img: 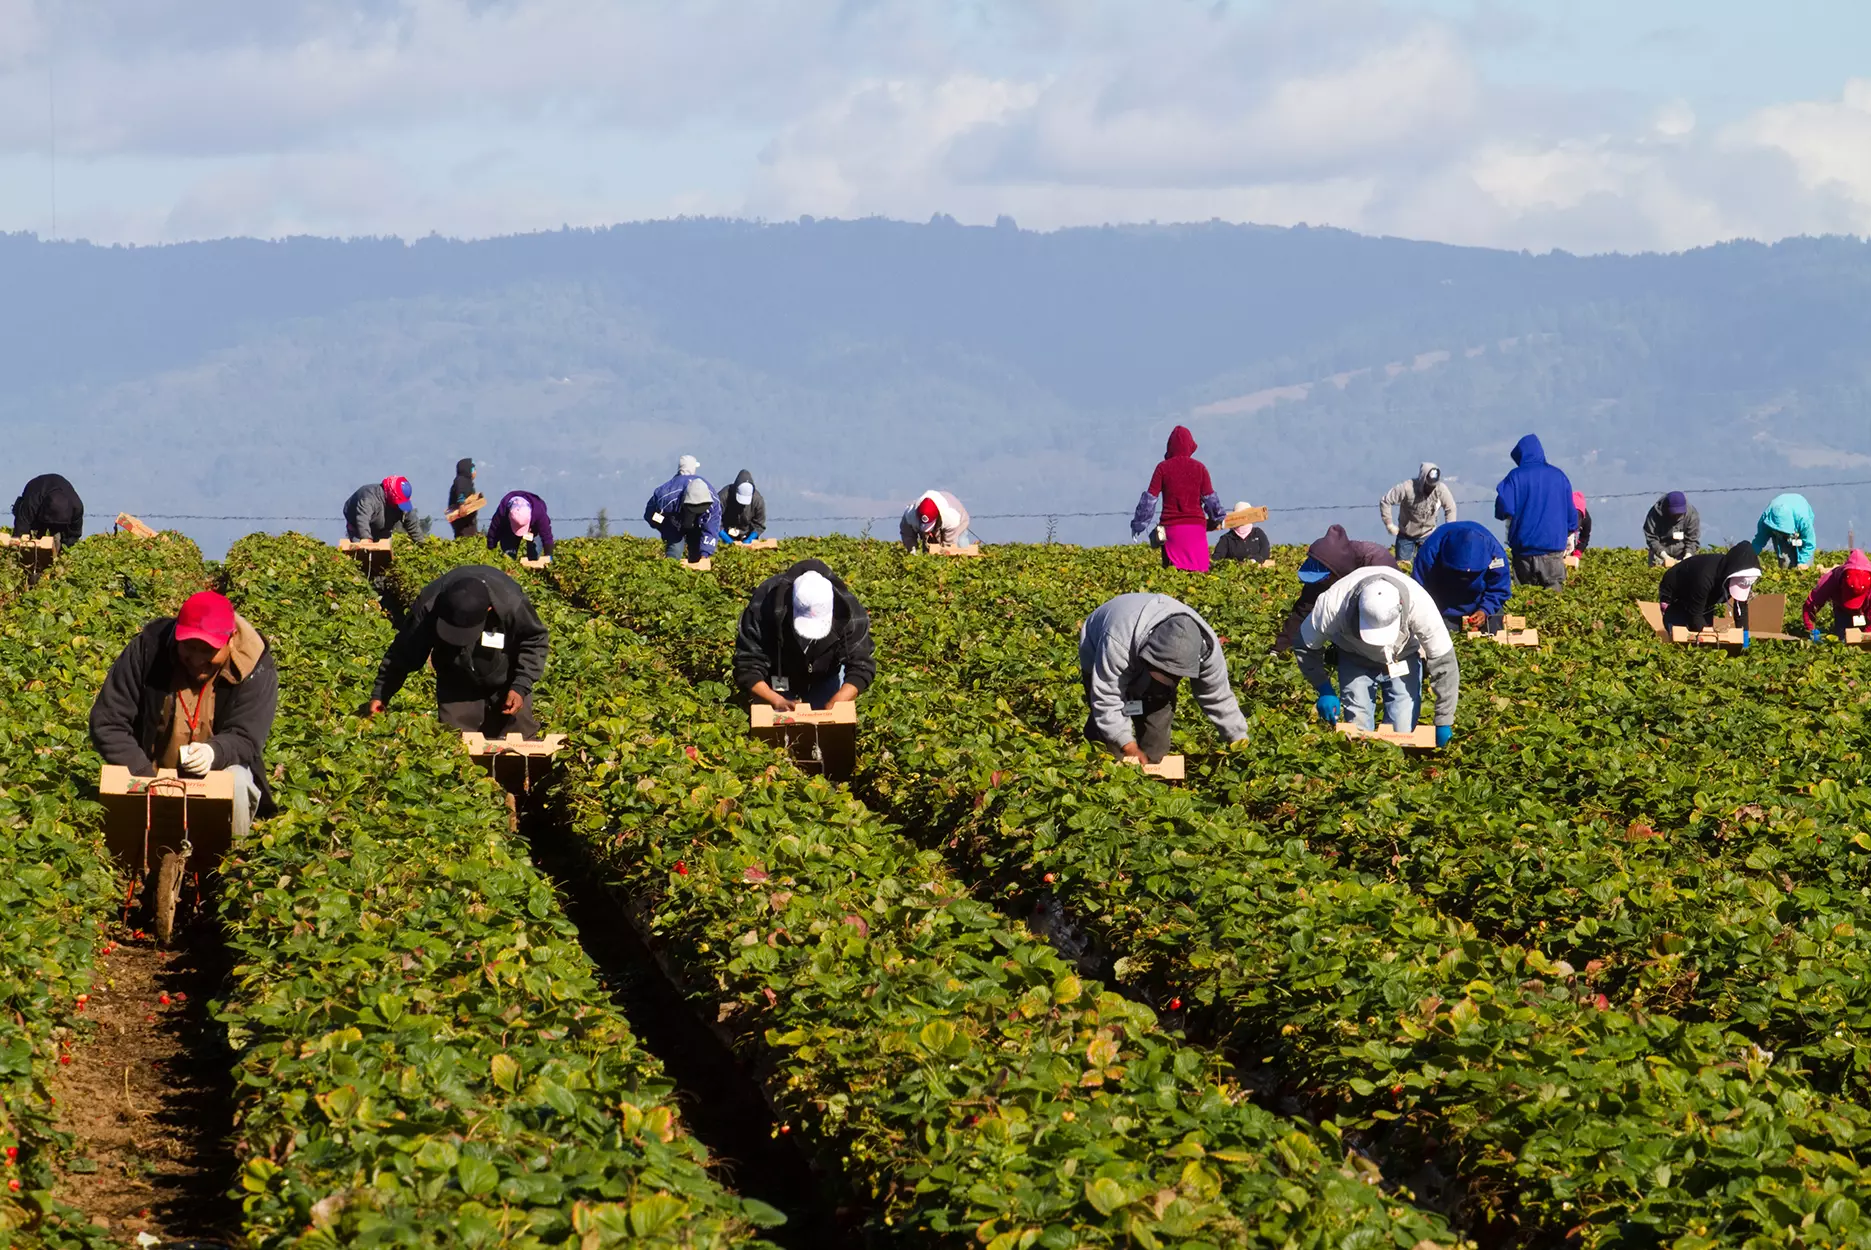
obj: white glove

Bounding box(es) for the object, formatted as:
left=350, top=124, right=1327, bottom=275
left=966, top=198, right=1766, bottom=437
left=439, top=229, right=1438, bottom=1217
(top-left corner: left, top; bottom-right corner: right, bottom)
left=1385, top=525, right=1399, bottom=536
left=178, top=743, right=215, bottom=776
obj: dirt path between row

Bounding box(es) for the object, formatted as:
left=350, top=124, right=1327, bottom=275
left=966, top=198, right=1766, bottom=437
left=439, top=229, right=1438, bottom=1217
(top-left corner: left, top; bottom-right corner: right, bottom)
left=49, top=925, right=241, bottom=1246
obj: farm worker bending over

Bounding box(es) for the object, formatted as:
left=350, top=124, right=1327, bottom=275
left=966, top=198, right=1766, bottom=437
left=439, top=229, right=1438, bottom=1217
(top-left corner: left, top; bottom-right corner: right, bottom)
left=1493, top=434, right=1576, bottom=589
left=1079, top=593, right=1246, bottom=764
left=720, top=471, right=767, bottom=545
left=1803, top=550, right=1871, bottom=641
left=1131, top=426, right=1225, bottom=571
left=1212, top=502, right=1270, bottom=563
left=344, top=476, right=423, bottom=543
left=900, top=490, right=971, bottom=552
left=1754, top=493, right=1817, bottom=568
left=733, top=559, right=875, bottom=711
left=11, top=473, right=84, bottom=548
left=1294, top=568, right=1459, bottom=746
left=1658, top=542, right=1762, bottom=633
left=645, top=456, right=720, bottom=562
left=488, top=491, right=553, bottom=561
left=369, top=565, right=549, bottom=739
left=1410, top=521, right=1510, bottom=628
left=1643, top=492, right=1700, bottom=566
left=1568, top=491, right=1593, bottom=555
left=1272, top=524, right=1398, bottom=654
left=89, top=591, right=277, bottom=839
left=447, top=459, right=480, bottom=537
left=1378, top=463, right=1456, bottom=563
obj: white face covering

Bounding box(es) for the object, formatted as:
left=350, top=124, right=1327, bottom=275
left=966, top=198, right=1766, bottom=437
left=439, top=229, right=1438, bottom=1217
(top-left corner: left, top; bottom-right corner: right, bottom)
left=1727, top=573, right=1759, bottom=602
left=1230, top=501, right=1254, bottom=538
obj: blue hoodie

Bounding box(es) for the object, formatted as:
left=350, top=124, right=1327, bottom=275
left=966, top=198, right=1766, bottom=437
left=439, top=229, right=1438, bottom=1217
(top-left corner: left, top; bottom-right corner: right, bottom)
left=644, top=474, right=722, bottom=557
left=1753, top=493, right=1817, bottom=568
left=1412, top=521, right=1511, bottom=618
left=1493, top=435, right=1577, bottom=557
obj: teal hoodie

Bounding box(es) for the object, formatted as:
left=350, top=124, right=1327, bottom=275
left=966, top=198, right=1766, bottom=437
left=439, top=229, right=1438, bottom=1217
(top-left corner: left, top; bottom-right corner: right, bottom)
left=1754, top=493, right=1817, bottom=567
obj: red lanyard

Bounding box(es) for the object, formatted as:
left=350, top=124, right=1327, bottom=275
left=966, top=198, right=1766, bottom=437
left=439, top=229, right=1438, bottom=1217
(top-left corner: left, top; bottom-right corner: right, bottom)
left=176, top=677, right=213, bottom=736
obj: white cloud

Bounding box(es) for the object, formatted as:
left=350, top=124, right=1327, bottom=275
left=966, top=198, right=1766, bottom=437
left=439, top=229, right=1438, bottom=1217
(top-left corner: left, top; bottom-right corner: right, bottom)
left=2, top=0, right=1870, bottom=251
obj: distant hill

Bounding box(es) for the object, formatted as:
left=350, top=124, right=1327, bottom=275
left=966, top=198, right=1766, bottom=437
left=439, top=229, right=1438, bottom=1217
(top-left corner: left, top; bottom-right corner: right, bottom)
left=1, top=218, right=1868, bottom=556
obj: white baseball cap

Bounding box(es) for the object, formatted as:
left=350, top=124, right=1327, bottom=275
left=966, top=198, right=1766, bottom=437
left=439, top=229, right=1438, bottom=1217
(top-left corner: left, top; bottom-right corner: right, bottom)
left=1357, top=579, right=1403, bottom=647
left=792, top=570, right=834, bottom=641
left=736, top=482, right=754, bottom=504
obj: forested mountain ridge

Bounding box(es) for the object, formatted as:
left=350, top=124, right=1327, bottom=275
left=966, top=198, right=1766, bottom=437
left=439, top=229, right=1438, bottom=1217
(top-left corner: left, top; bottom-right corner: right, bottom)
left=1, top=218, right=1867, bottom=555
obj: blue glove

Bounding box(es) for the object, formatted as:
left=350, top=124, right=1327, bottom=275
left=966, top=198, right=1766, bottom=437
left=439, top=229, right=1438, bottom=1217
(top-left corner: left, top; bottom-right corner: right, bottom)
left=1315, top=694, right=1342, bottom=725
left=1435, top=725, right=1453, bottom=748
left=1811, top=628, right=1825, bottom=643
left=1742, top=630, right=1750, bottom=650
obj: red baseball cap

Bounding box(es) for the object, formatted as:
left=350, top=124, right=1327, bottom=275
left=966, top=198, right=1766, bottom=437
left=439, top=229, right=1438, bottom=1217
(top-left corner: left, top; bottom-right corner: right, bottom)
left=916, top=497, right=940, bottom=530
left=175, top=591, right=237, bottom=648
left=1844, top=567, right=1871, bottom=609
left=382, top=475, right=413, bottom=511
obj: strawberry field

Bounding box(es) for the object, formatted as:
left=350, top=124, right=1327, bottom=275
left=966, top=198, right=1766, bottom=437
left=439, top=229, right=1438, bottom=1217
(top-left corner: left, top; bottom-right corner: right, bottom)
left=5, top=526, right=1871, bottom=1248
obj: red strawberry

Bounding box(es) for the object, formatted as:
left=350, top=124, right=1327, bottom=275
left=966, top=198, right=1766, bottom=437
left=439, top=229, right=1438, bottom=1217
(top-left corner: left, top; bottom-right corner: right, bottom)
left=58, top=1054, right=70, bottom=1066
left=1168, top=997, right=1182, bottom=1011
left=674, top=861, right=689, bottom=876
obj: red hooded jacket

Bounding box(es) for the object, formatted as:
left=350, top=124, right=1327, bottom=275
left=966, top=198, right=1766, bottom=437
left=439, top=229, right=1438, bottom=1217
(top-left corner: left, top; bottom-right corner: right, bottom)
left=1804, top=549, right=1871, bottom=633
left=1143, top=426, right=1218, bottom=528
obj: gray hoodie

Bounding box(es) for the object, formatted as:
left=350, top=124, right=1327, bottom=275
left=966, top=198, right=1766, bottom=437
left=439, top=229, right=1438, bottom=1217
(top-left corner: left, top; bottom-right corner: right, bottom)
left=1379, top=463, right=1458, bottom=540
left=1078, top=593, right=1247, bottom=749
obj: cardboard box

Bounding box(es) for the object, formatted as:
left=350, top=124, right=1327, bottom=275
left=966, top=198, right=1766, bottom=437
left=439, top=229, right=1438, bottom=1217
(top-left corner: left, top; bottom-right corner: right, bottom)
left=462, top=731, right=567, bottom=794
left=1335, top=723, right=1438, bottom=751
left=115, top=513, right=159, bottom=539
left=745, top=538, right=780, bottom=550
left=0, top=533, right=58, bottom=574
left=1846, top=627, right=1870, bottom=648
left=520, top=556, right=551, bottom=570
left=750, top=702, right=856, bottom=781
left=1123, top=754, right=1185, bottom=780
left=1221, top=506, right=1269, bottom=529
left=444, top=493, right=487, bottom=522
left=338, top=537, right=394, bottom=575
left=98, top=766, right=235, bottom=874
left=1564, top=554, right=1581, bottom=568
left=928, top=543, right=984, bottom=557
left=1466, top=614, right=1540, bottom=647
left=682, top=557, right=713, bottom=572
left=1739, top=593, right=1798, bottom=642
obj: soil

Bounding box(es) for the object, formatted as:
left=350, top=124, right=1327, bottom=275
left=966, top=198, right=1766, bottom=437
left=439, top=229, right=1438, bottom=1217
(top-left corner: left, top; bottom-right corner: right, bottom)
left=49, top=923, right=241, bottom=1247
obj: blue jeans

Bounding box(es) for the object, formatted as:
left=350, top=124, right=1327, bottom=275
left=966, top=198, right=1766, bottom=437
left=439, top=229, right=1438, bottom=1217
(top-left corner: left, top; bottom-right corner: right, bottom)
left=1338, top=652, right=1423, bottom=732
left=1394, top=535, right=1421, bottom=564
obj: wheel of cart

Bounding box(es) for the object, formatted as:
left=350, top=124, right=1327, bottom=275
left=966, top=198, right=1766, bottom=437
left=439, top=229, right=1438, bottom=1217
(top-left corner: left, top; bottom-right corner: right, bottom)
left=99, top=766, right=237, bottom=946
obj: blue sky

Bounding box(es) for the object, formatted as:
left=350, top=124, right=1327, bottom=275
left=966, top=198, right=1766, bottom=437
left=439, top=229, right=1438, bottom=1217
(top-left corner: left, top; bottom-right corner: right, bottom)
left=0, top=0, right=1866, bottom=252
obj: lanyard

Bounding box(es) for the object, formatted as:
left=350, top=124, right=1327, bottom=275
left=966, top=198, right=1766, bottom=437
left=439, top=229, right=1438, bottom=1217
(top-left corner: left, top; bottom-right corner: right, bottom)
left=176, top=676, right=213, bottom=737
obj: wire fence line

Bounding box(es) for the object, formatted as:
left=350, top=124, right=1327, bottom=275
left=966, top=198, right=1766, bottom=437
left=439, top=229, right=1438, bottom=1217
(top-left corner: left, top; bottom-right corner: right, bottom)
left=125, top=475, right=1871, bottom=530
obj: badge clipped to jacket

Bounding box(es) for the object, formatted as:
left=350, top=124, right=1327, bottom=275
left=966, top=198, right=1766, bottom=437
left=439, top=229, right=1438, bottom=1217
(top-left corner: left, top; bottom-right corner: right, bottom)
left=1386, top=659, right=1410, bottom=679
left=480, top=631, right=506, bottom=650
left=1122, top=699, right=1145, bottom=717
left=1671, top=530, right=1684, bottom=540
left=772, top=676, right=791, bottom=693
left=1855, top=614, right=1868, bottom=628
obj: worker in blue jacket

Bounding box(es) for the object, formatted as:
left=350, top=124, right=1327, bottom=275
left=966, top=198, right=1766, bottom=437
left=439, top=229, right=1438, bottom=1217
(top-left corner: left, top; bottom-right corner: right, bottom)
left=1754, top=493, right=1817, bottom=568
left=1411, top=521, right=1512, bottom=628
left=1493, top=434, right=1577, bottom=589
left=643, top=455, right=722, bottom=562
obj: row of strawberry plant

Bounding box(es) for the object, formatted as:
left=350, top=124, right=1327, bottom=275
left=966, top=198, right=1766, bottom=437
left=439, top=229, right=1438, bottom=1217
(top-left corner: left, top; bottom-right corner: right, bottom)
left=0, top=534, right=213, bottom=1246
left=380, top=537, right=1469, bottom=1249
left=550, top=536, right=1871, bottom=1247
left=217, top=533, right=771, bottom=1247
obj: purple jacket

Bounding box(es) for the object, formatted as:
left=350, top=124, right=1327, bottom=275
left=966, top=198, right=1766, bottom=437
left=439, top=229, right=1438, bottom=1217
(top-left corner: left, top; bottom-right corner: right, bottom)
left=487, top=490, right=554, bottom=557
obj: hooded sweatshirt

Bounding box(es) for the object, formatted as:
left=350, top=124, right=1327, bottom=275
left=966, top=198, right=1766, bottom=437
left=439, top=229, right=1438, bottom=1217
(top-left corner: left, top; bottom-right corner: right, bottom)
left=1411, top=520, right=1511, bottom=619
left=644, top=472, right=722, bottom=557
left=89, top=614, right=279, bottom=810
left=1803, top=549, right=1871, bottom=635
left=1493, top=435, right=1576, bottom=556
left=1643, top=495, right=1701, bottom=562
left=487, top=490, right=554, bottom=558
left=1294, top=566, right=1460, bottom=728
left=1570, top=491, right=1592, bottom=552
left=12, top=473, right=84, bottom=547
left=1754, top=493, right=1817, bottom=567
left=1659, top=542, right=1762, bottom=631
left=721, top=470, right=767, bottom=536
left=733, top=558, right=876, bottom=696
left=1132, top=426, right=1224, bottom=532
left=372, top=565, right=549, bottom=705
left=899, top=491, right=971, bottom=551
left=1078, top=593, right=1246, bottom=749
left=1271, top=524, right=1400, bottom=653
left=448, top=459, right=476, bottom=509
left=1379, top=463, right=1458, bottom=540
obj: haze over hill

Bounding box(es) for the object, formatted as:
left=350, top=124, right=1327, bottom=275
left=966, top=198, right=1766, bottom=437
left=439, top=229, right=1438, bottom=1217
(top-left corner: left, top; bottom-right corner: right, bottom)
left=1, top=217, right=1868, bottom=556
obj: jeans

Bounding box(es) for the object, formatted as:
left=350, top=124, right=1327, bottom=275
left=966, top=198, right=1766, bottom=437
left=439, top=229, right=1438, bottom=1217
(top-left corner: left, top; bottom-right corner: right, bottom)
left=664, top=528, right=709, bottom=561
left=439, top=690, right=541, bottom=740
left=1394, top=535, right=1421, bottom=564
left=1512, top=552, right=1568, bottom=589
left=227, top=764, right=262, bottom=843
left=1338, top=652, right=1423, bottom=732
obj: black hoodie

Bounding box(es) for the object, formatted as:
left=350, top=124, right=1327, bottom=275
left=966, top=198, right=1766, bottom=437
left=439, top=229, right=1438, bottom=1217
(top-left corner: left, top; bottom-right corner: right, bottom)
left=1271, top=524, right=1400, bottom=652
left=721, top=470, right=767, bottom=536
left=448, top=459, right=476, bottom=509
left=1659, top=541, right=1762, bottom=630
left=13, top=473, right=84, bottom=547
left=733, top=558, right=875, bottom=695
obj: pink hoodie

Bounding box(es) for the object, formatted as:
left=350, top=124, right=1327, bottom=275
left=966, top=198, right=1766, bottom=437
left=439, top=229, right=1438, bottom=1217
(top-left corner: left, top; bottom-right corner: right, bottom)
left=1804, top=548, right=1871, bottom=631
